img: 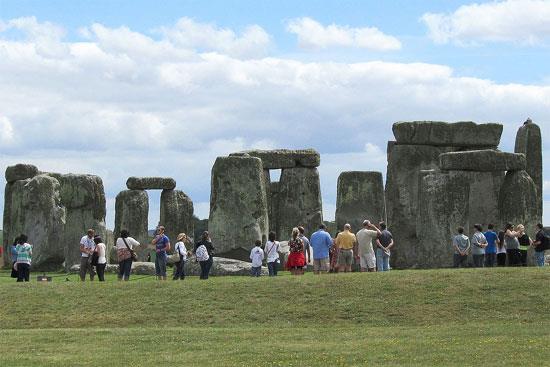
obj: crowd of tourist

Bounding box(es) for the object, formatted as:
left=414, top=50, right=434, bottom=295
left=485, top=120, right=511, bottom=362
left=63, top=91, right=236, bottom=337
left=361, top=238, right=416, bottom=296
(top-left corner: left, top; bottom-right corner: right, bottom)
left=7, top=219, right=548, bottom=281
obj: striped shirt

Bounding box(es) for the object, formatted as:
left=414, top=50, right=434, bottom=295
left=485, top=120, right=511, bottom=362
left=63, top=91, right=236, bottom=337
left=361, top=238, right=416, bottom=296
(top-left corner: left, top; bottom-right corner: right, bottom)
left=16, top=243, right=32, bottom=264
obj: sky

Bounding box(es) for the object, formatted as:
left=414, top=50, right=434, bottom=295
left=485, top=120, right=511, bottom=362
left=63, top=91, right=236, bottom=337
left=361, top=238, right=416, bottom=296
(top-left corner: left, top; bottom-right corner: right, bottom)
left=0, top=0, right=549, bottom=229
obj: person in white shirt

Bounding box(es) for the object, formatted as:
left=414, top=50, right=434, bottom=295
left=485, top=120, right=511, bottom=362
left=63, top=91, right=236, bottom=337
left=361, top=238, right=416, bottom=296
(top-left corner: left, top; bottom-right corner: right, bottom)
left=250, top=240, right=264, bottom=277
left=173, top=233, right=191, bottom=280
left=355, top=220, right=382, bottom=272
left=93, top=236, right=107, bottom=282
left=264, top=231, right=280, bottom=276
left=79, top=229, right=96, bottom=281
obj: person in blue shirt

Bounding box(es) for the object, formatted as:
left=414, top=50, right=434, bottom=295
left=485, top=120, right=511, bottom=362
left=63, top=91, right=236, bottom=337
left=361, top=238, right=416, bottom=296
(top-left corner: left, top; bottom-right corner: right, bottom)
left=309, top=224, right=333, bottom=274
left=10, top=237, right=19, bottom=279
left=483, top=223, right=499, bottom=267
left=151, top=225, right=171, bottom=280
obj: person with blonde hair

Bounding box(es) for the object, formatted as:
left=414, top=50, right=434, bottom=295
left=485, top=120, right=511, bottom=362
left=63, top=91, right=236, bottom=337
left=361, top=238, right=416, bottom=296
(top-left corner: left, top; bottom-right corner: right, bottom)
left=504, top=223, right=521, bottom=266
left=516, top=224, right=532, bottom=266
left=286, top=227, right=306, bottom=275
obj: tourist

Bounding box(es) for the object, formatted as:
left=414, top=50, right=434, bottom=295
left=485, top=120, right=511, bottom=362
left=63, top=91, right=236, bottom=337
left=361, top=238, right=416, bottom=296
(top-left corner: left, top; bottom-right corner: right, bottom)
left=483, top=224, right=499, bottom=267
left=250, top=240, right=264, bottom=277
left=173, top=233, right=191, bottom=280
left=452, top=227, right=470, bottom=268
left=516, top=224, right=532, bottom=266
left=355, top=221, right=381, bottom=272
left=471, top=224, right=487, bottom=268
left=497, top=229, right=507, bottom=266
left=375, top=222, right=393, bottom=272
left=15, top=234, right=32, bottom=282
left=116, top=229, right=140, bottom=281
left=10, top=237, right=19, bottom=279
left=298, top=226, right=311, bottom=270
left=79, top=229, right=96, bottom=281
left=329, top=231, right=340, bottom=273
left=310, top=224, right=333, bottom=274
left=533, top=223, right=549, bottom=267
left=504, top=223, right=521, bottom=266
left=152, top=225, right=171, bottom=280
left=264, top=231, right=280, bottom=276
left=93, top=236, right=107, bottom=281
left=195, top=231, right=215, bottom=279
left=286, top=227, right=306, bottom=275
left=335, top=224, right=357, bottom=273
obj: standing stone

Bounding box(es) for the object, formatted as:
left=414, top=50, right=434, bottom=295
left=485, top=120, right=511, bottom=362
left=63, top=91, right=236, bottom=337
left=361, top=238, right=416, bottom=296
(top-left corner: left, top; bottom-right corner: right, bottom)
left=160, top=189, right=194, bottom=243
left=514, top=122, right=543, bottom=217
left=114, top=190, right=149, bottom=259
left=336, top=171, right=385, bottom=232
left=499, top=170, right=540, bottom=235
left=269, top=181, right=280, bottom=234
left=2, top=182, right=15, bottom=267
left=209, top=156, right=269, bottom=260
left=5, top=175, right=66, bottom=270
left=276, top=167, right=323, bottom=240
left=47, top=173, right=107, bottom=269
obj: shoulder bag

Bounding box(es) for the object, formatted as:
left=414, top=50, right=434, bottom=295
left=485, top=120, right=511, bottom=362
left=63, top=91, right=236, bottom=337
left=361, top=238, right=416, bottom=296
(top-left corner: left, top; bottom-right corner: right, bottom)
left=122, top=238, right=138, bottom=261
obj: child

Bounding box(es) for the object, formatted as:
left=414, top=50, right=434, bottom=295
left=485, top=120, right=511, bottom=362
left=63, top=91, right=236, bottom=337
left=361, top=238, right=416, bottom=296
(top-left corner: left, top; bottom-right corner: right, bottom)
left=250, top=240, right=264, bottom=277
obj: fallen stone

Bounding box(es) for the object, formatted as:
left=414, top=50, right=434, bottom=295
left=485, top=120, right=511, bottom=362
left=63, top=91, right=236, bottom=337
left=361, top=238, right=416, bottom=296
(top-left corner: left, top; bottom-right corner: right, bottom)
left=439, top=150, right=526, bottom=171
left=515, top=122, right=543, bottom=217
left=5, top=164, right=39, bottom=183
left=114, top=190, right=149, bottom=260
left=335, top=171, right=385, bottom=232
left=209, top=156, right=269, bottom=256
left=160, top=189, right=194, bottom=243
left=230, top=149, right=320, bottom=169
left=126, top=177, right=176, bottom=190
left=392, top=121, right=502, bottom=147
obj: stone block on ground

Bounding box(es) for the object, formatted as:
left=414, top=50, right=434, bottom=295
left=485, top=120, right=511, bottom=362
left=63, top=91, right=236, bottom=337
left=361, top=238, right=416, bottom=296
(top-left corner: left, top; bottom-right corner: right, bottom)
left=230, top=149, right=320, bottom=169
left=439, top=150, right=526, bottom=171
left=126, top=177, right=176, bottom=190
left=392, top=121, right=502, bottom=147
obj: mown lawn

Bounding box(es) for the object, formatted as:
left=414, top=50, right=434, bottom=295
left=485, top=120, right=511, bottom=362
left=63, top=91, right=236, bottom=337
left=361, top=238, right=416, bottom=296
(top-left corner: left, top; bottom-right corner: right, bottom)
left=0, top=268, right=549, bottom=366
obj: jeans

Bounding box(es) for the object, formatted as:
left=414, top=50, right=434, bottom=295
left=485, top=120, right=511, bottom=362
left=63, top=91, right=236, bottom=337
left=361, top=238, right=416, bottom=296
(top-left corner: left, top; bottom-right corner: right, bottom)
left=16, top=263, right=30, bottom=282
left=173, top=259, right=186, bottom=280
left=155, top=252, right=167, bottom=277
left=453, top=254, right=468, bottom=268
left=118, top=258, right=132, bottom=280
left=472, top=254, right=485, bottom=268
left=507, top=249, right=521, bottom=266
left=534, top=251, right=546, bottom=267
left=199, top=258, right=213, bottom=279
left=96, top=263, right=106, bottom=281
left=485, top=253, right=496, bottom=267
left=80, top=256, right=95, bottom=281
left=267, top=261, right=278, bottom=276
left=251, top=266, right=261, bottom=277
left=497, top=253, right=507, bottom=266
left=375, top=249, right=390, bottom=271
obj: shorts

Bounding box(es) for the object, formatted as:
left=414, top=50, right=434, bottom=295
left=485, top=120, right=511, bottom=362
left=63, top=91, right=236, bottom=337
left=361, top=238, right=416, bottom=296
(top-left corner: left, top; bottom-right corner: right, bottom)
left=313, top=257, right=329, bottom=272
left=338, top=249, right=353, bottom=266
left=359, top=252, right=376, bottom=269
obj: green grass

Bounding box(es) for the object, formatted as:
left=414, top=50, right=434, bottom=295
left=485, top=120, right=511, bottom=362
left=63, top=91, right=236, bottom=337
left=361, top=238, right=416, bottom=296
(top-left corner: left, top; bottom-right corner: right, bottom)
left=1, top=268, right=550, bottom=366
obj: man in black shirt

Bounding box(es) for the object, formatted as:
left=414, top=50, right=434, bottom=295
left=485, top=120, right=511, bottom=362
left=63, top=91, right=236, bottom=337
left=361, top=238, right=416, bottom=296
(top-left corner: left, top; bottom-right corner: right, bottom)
left=533, top=223, right=549, bottom=267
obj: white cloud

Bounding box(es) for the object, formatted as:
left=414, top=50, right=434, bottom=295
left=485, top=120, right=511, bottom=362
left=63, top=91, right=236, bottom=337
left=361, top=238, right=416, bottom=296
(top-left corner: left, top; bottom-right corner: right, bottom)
left=286, top=17, right=401, bottom=51
left=0, top=17, right=549, bottom=227
left=422, top=0, right=550, bottom=45
left=157, top=17, right=271, bottom=58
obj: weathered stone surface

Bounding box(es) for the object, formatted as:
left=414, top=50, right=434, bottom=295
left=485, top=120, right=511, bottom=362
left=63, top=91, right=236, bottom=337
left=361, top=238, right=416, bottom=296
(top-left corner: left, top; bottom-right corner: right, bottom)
left=515, top=122, right=543, bottom=217
left=209, top=156, right=269, bottom=256
left=114, top=190, right=149, bottom=259
left=46, top=174, right=107, bottom=269
left=386, top=143, right=459, bottom=268
left=5, top=164, right=39, bottom=183
left=6, top=175, right=66, bottom=270
left=2, top=182, right=15, bottom=267
left=276, top=167, right=323, bottom=240
left=415, top=170, right=504, bottom=268
left=498, top=170, right=540, bottom=235
left=269, top=181, right=280, bottom=234
left=126, top=177, right=176, bottom=190
left=230, top=149, right=320, bottom=169
left=160, top=189, right=194, bottom=243
left=393, top=121, right=502, bottom=147
left=439, top=150, right=526, bottom=172
left=70, top=258, right=268, bottom=276
left=335, top=171, right=385, bottom=232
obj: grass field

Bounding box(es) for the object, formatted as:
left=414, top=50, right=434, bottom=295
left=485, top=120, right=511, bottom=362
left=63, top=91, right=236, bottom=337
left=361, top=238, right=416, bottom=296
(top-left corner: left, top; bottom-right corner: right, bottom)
left=1, top=267, right=549, bottom=366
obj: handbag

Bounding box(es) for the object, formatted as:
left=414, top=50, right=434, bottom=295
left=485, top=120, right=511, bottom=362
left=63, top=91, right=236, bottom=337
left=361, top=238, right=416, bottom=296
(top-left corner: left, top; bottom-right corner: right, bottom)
left=90, top=251, right=99, bottom=266
left=122, top=238, right=138, bottom=261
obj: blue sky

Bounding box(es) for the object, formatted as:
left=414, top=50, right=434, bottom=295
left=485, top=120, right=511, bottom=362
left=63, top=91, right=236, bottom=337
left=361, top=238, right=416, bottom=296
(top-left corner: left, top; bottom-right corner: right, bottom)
left=0, top=0, right=549, bottom=227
